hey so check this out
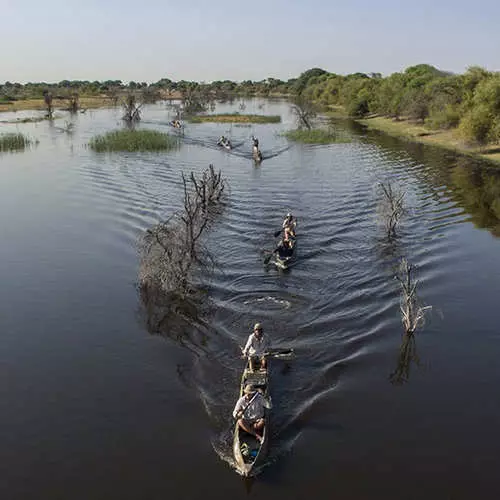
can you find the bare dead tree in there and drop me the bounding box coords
[378,182,406,238]
[122,93,143,123]
[389,259,431,384]
[66,92,79,113]
[139,165,226,302]
[107,89,120,107]
[396,258,431,335]
[43,90,53,119]
[291,94,316,130]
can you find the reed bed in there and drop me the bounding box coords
[89,129,179,152]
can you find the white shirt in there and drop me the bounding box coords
[242,332,269,357]
[232,392,272,420]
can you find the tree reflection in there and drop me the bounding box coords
[450,159,500,236]
[390,332,419,384]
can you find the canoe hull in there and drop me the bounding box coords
[233,365,270,477]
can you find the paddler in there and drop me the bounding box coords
[233,384,272,443]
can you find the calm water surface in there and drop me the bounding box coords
[1,100,500,499]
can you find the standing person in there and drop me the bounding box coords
[282,213,297,236]
[242,323,270,372]
[233,384,272,443]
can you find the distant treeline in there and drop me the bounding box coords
[2,64,500,145]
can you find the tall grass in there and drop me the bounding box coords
[89,129,179,152]
[188,114,281,123]
[0,133,32,152]
[284,129,351,144]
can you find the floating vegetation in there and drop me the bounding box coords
[188,114,281,124]
[284,128,351,144]
[89,129,179,152]
[0,133,32,152]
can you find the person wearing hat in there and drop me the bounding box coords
[282,213,297,237]
[232,384,272,443]
[242,323,270,372]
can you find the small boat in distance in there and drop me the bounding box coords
[217,136,232,150]
[233,361,270,477]
[169,119,182,128]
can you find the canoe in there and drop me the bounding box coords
[275,238,296,270]
[233,362,270,477]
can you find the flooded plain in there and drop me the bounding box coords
[1,99,500,499]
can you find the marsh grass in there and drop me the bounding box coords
[0,133,32,152]
[89,129,179,152]
[284,128,351,144]
[188,113,281,124]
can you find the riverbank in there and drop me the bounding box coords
[0,96,115,112]
[355,115,500,165]
[321,106,500,165]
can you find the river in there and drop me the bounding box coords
[1,99,500,499]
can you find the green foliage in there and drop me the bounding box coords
[0,133,32,152]
[284,129,351,144]
[89,129,179,152]
[459,105,494,145]
[294,68,328,94]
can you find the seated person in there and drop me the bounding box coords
[233,384,272,443]
[274,236,294,258]
[242,323,269,372]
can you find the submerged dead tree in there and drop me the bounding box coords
[378,182,406,238]
[122,93,143,123]
[390,258,431,384]
[291,94,316,130]
[396,259,431,335]
[139,165,225,340]
[65,92,79,113]
[43,90,53,119]
[140,164,226,302]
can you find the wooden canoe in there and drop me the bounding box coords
[233,363,270,477]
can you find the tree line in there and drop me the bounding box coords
[2,64,500,145]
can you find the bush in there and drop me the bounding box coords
[458,106,494,145]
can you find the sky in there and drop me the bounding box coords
[2,0,500,83]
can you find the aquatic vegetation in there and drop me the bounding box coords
[284,128,350,144]
[0,133,32,152]
[89,129,179,152]
[188,114,281,124]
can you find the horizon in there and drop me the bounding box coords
[2,0,500,84]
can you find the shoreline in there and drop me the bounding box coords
[324,108,500,166]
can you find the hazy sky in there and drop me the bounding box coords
[2,0,499,83]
